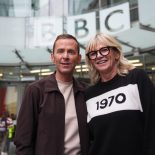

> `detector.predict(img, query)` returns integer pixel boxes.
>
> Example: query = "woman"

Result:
[85,33,155,155]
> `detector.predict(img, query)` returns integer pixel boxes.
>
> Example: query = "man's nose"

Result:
[62,51,69,58]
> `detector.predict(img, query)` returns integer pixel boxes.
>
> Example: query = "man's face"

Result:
[51,38,81,80]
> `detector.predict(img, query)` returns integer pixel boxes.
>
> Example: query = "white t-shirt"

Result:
[57,80,81,155]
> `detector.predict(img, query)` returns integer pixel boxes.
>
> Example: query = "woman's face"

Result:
[89,43,119,78]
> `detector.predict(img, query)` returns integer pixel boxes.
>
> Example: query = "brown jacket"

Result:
[14,73,89,155]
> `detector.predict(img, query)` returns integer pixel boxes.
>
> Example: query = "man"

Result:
[14,34,89,155]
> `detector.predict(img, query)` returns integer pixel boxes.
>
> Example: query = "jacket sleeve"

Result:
[14,84,41,155]
[137,70,155,155]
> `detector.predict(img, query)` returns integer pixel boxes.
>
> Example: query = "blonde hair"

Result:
[85,33,135,84]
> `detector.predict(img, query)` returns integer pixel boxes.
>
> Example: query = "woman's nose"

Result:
[96,51,103,58]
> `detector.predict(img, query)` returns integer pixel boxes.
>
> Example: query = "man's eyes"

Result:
[57,49,64,53]
[68,50,76,55]
[56,49,76,55]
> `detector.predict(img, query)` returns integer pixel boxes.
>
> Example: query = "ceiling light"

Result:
[30,69,51,73]
[76,69,81,72]
[128,59,140,63]
[41,69,50,72]
[75,65,81,69]
[30,69,40,73]
[40,72,53,76]
[75,65,88,69]
[76,68,89,72]
[82,65,88,68]
[132,63,143,67]
[9,72,13,75]
[82,68,89,72]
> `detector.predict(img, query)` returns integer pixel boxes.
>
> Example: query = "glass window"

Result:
[68,0,98,15]
[0,0,14,16]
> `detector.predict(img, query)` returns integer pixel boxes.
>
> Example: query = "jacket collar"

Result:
[44,73,85,93]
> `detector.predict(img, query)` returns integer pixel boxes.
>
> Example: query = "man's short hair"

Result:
[52,34,80,53]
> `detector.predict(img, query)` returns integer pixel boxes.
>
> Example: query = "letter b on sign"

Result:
[75,19,88,38]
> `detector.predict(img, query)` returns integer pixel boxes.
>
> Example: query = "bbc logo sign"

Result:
[27,2,130,47]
